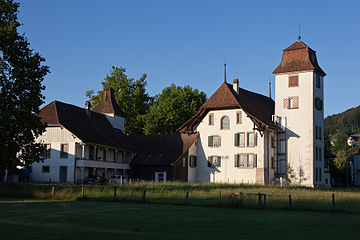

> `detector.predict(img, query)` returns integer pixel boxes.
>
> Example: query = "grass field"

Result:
[0,200,360,240]
[2,182,360,212]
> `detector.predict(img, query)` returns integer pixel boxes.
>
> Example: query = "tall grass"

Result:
[1,182,360,213]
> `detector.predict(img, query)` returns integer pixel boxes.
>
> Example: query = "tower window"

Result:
[288,75,299,87]
[288,97,299,109]
[315,97,323,110]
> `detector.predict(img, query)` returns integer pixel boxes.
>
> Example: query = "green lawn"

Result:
[0,200,360,240]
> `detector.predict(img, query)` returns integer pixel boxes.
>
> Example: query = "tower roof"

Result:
[93,87,126,117]
[273,40,326,76]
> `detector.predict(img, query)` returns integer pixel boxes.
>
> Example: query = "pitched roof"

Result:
[93,87,126,117]
[39,101,134,150]
[178,82,279,133]
[273,40,326,76]
[129,133,198,166]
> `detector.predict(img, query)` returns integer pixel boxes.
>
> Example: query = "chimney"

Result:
[233,78,239,94]
[85,101,91,110]
[85,101,91,116]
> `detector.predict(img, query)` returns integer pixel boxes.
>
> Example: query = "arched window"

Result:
[221,116,229,130]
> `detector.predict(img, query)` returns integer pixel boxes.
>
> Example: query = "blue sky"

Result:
[17,0,360,117]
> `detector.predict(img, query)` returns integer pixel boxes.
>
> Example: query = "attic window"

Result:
[209,114,214,125]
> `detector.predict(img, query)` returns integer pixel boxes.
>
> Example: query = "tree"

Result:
[86,66,151,134]
[143,84,207,134]
[0,0,49,174]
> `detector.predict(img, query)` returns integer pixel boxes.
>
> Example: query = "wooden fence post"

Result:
[51,186,55,198]
[258,192,262,209]
[185,191,189,205]
[142,190,146,203]
[81,186,85,198]
[289,193,292,209]
[332,193,335,210]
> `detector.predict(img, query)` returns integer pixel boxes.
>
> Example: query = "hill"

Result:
[325,105,360,137]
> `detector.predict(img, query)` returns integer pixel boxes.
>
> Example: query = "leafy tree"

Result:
[0,0,49,174]
[143,84,207,134]
[86,66,151,134]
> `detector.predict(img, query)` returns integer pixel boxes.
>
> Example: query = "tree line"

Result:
[86,66,207,135]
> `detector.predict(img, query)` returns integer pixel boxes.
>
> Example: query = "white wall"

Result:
[274,71,325,187]
[193,108,275,184]
[32,126,78,183]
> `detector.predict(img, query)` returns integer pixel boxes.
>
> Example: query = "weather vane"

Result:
[298,21,302,41]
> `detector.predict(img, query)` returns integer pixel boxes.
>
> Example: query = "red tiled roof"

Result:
[273,40,326,76]
[178,83,279,133]
[129,133,198,166]
[39,101,134,150]
[93,87,126,117]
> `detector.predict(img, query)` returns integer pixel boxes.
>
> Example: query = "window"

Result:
[315,97,323,110]
[278,139,286,154]
[316,147,318,161]
[155,172,166,183]
[319,168,322,181]
[316,167,318,182]
[236,112,242,124]
[319,148,322,161]
[234,133,245,147]
[247,154,257,168]
[208,156,221,168]
[316,74,321,88]
[271,136,275,148]
[208,135,221,147]
[319,127,322,140]
[271,156,275,169]
[189,155,197,167]
[209,114,214,125]
[247,132,257,147]
[60,144,68,159]
[315,126,318,139]
[221,116,230,130]
[42,166,50,173]
[43,144,51,159]
[182,158,186,167]
[234,154,246,168]
[284,97,299,109]
[88,145,94,160]
[288,75,299,87]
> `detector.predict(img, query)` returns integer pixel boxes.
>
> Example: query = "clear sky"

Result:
[17,0,360,117]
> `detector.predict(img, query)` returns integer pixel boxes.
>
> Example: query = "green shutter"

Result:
[217,156,221,167]
[208,136,213,147]
[254,154,257,167]
[234,133,239,146]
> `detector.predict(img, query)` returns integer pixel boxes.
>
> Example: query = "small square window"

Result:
[236,112,242,124]
[189,155,197,167]
[289,75,299,87]
[42,166,50,173]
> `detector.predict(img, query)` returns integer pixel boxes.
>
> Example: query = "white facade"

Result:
[32,125,133,183]
[274,71,329,187]
[186,109,276,184]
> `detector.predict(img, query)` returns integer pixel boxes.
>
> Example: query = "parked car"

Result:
[110,175,126,184]
[85,175,97,184]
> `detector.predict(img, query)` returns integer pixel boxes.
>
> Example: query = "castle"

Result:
[31,39,329,187]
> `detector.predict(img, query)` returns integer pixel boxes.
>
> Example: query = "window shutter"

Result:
[254,154,257,167]
[234,155,237,167]
[234,133,239,146]
[283,98,289,109]
[217,156,221,167]
[246,155,250,167]
[255,133,258,146]
[208,156,212,167]
[208,136,213,147]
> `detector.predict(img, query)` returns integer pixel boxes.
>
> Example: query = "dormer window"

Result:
[221,116,229,130]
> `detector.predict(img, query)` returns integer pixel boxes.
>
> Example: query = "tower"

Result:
[273,40,328,187]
